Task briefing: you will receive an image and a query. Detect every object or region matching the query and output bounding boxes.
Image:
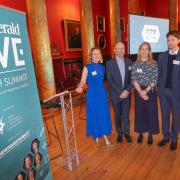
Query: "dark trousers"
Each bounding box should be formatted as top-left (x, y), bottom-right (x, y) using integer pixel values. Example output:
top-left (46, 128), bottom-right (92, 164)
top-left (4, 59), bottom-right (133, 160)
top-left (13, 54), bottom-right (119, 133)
top-left (159, 88), bottom-right (180, 142)
top-left (112, 97), bottom-right (130, 135)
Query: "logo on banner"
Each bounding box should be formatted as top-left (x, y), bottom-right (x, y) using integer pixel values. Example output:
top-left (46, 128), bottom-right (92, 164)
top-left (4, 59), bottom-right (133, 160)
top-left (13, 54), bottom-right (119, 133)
top-left (0, 115), bottom-right (5, 134)
top-left (142, 25), bottom-right (160, 43)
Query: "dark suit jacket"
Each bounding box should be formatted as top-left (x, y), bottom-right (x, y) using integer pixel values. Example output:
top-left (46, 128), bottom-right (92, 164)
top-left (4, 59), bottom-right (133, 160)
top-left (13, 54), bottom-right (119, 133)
top-left (106, 58), bottom-right (132, 102)
top-left (158, 50), bottom-right (180, 100)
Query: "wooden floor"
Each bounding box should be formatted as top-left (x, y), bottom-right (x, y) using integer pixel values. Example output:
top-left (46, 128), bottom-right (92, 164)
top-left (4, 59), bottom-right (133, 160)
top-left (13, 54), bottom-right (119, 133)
top-left (43, 93), bottom-right (180, 180)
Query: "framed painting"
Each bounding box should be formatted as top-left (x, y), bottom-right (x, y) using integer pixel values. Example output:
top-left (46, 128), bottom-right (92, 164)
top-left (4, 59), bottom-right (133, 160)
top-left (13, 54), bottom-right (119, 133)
top-left (96, 16), bottom-right (105, 32)
top-left (64, 19), bottom-right (82, 51)
top-left (98, 34), bottom-right (106, 49)
top-left (120, 18), bottom-right (125, 32)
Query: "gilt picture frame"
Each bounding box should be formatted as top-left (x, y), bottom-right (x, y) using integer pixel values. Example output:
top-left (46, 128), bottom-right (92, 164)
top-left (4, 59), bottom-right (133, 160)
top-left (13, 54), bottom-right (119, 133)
top-left (64, 19), bottom-right (82, 51)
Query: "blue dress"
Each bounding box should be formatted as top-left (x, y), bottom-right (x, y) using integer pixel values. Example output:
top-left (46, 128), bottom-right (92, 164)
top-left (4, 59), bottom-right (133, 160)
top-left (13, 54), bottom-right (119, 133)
top-left (86, 62), bottom-right (112, 140)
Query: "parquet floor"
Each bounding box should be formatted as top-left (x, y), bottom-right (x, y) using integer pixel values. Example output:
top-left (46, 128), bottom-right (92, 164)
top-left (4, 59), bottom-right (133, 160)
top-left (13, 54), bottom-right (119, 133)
top-left (43, 92), bottom-right (180, 180)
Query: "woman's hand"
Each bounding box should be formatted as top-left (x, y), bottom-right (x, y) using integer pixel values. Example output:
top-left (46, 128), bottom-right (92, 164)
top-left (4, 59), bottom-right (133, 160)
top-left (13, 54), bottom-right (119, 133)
top-left (139, 90), bottom-right (149, 100)
top-left (76, 87), bottom-right (83, 93)
top-left (141, 94), bottom-right (149, 100)
top-left (139, 90), bottom-right (146, 97)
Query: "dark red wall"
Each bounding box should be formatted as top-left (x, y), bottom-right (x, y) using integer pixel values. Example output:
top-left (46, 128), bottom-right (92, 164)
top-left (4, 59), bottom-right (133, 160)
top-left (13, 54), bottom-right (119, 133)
top-left (145, 0), bottom-right (169, 18)
top-left (0, 0), bottom-right (26, 12)
top-left (119, 0), bottom-right (128, 54)
top-left (45, 0), bottom-right (82, 59)
top-left (92, 0), bottom-right (109, 55)
top-left (91, 0), bottom-right (129, 56)
top-left (0, 0), bottom-right (179, 59)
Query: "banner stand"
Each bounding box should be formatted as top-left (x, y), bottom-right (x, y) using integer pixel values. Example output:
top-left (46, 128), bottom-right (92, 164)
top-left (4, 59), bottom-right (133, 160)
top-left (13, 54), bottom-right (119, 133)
top-left (43, 90), bottom-right (80, 171)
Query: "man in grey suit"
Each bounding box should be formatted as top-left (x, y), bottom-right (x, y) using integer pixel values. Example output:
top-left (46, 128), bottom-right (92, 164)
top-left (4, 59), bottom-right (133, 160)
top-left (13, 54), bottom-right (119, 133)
top-left (106, 42), bottom-right (133, 143)
top-left (158, 31), bottom-right (180, 151)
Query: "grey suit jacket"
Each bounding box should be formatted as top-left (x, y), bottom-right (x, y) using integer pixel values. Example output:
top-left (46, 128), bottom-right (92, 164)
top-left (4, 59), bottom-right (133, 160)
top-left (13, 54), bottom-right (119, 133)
top-left (106, 58), bottom-right (132, 102)
top-left (158, 50), bottom-right (180, 100)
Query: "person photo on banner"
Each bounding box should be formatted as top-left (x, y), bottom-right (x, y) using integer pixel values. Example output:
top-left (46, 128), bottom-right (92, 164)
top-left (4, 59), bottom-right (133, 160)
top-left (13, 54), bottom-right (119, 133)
top-left (27, 168), bottom-right (36, 180)
top-left (34, 152), bottom-right (42, 168)
top-left (15, 171), bottom-right (26, 180)
top-left (31, 138), bottom-right (40, 154)
top-left (23, 154), bottom-right (33, 171)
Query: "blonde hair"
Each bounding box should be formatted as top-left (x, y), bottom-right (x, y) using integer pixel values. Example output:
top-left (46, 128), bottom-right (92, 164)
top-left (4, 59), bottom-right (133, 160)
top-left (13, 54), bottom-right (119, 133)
top-left (89, 47), bottom-right (103, 63)
top-left (136, 42), bottom-right (154, 64)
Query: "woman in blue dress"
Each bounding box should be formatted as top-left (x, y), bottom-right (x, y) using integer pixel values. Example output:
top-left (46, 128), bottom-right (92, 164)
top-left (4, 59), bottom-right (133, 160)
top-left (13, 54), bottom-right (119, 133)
top-left (76, 47), bottom-right (113, 146)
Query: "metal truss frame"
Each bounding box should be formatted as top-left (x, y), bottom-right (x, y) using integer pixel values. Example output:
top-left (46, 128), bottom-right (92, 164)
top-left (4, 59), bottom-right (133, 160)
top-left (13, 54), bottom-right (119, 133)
top-left (43, 90), bottom-right (79, 171)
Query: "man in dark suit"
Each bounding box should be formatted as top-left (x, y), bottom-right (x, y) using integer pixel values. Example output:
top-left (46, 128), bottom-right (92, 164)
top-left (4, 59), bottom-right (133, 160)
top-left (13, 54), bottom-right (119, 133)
top-left (158, 31), bottom-right (180, 151)
top-left (106, 42), bottom-right (133, 143)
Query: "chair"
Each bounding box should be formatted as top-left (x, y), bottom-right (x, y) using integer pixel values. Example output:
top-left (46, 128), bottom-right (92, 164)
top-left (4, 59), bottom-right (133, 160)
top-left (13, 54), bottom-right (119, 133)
top-left (50, 43), bottom-right (79, 92)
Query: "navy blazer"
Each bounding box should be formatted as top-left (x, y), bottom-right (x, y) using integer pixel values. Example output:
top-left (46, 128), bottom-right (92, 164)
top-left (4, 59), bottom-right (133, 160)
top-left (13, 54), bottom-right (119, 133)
top-left (106, 58), bottom-right (132, 102)
top-left (158, 50), bottom-right (180, 100)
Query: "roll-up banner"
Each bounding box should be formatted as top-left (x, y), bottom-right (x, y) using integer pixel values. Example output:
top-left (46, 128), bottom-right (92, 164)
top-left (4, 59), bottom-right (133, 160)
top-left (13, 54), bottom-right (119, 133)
top-left (0, 6), bottom-right (52, 180)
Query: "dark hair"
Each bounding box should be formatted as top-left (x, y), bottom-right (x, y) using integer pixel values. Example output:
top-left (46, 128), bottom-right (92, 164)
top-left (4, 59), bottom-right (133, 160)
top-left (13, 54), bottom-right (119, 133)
top-left (31, 138), bottom-right (40, 154)
top-left (23, 154), bottom-right (33, 170)
top-left (166, 31), bottom-right (180, 39)
top-left (15, 171), bottom-right (26, 180)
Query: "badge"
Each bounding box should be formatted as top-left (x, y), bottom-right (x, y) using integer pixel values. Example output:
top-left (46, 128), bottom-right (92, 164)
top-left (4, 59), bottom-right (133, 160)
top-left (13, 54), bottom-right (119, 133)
top-left (137, 68), bottom-right (143, 73)
top-left (92, 71), bottom-right (97, 75)
top-left (173, 60), bottom-right (180, 65)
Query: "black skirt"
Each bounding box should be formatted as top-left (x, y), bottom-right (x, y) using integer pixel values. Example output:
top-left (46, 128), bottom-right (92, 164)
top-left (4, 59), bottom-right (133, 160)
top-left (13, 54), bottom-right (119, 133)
top-left (134, 87), bottom-right (159, 134)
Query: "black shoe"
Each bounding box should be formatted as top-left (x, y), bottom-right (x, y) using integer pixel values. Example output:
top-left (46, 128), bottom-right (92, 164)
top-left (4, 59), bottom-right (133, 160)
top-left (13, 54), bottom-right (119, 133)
top-left (158, 139), bottom-right (170, 147)
top-left (124, 134), bottom-right (133, 143)
top-left (137, 134), bottom-right (143, 144)
top-left (147, 135), bottom-right (153, 144)
top-left (117, 134), bottom-right (123, 143)
top-left (170, 141), bottom-right (177, 151)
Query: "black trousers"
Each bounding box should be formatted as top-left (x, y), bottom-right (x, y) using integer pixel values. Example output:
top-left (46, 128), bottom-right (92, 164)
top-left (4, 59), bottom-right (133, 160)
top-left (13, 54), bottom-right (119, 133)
top-left (159, 88), bottom-right (180, 141)
top-left (112, 97), bottom-right (131, 135)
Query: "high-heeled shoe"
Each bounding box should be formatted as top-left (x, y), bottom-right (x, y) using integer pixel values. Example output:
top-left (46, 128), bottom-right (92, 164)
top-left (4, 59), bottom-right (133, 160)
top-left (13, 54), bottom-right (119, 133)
top-left (105, 140), bottom-right (114, 146)
top-left (96, 138), bottom-right (100, 144)
top-left (103, 135), bottom-right (114, 146)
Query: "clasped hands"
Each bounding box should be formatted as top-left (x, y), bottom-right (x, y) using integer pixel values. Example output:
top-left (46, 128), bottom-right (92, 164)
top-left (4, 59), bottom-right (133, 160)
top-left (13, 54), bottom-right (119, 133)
top-left (139, 89), bottom-right (149, 100)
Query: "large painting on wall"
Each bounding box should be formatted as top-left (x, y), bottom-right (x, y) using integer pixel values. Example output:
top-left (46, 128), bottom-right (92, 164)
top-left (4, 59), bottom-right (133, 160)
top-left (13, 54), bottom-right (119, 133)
top-left (64, 19), bottom-right (82, 51)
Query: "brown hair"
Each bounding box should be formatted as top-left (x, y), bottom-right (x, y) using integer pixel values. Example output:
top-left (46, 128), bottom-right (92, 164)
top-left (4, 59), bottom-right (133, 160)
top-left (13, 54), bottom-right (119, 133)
top-left (166, 31), bottom-right (180, 39)
top-left (136, 42), bottom-right (154, 64)
top-left (89, 47), bottom-right (103, 63)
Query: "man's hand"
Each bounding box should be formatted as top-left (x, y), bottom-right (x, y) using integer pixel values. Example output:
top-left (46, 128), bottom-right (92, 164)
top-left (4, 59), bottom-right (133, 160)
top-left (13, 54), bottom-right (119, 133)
top-left (120, 90), bottom-right (129, 98)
